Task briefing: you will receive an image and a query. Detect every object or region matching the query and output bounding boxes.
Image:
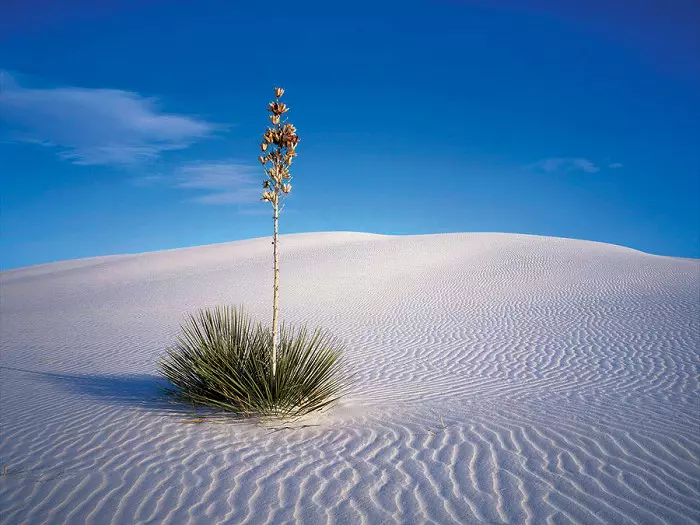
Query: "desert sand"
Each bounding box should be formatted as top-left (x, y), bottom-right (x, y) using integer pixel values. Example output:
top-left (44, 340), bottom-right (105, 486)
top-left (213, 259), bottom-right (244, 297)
top-left (1, 232), bottom-right (698, 524)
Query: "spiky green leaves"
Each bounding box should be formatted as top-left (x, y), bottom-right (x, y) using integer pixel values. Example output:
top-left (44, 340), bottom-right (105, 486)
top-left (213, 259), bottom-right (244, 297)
top-left (159, 306), bottom-right (353, 418)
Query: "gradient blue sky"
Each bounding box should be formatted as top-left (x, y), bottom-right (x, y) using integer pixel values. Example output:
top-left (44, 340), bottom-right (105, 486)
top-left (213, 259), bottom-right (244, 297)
top-left (1, 0), bottom-right (699, 269)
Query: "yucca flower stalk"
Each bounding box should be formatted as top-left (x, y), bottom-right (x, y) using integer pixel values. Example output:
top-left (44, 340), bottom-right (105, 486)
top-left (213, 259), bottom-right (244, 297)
top-left (260, 87), bottom-right (300, 378)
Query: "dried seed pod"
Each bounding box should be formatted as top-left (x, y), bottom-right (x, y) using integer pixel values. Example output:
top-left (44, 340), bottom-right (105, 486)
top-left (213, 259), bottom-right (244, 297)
top-left (267, 102), bottom-right (289, 116)
top-left (274, 87), bottom-right (284, 98)
top-left (268, 166), bottom-right (282, 184)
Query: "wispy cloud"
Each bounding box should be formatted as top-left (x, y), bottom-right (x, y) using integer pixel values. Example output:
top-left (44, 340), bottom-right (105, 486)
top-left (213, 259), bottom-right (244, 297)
top-left (173, 161), bottom-right (261, 205)
top-left (608, 162), bottom-right (624, 169)
top-left (0, 71), bottom-right (217, 166)
top-left (533, 157), bottom-right (601, 173)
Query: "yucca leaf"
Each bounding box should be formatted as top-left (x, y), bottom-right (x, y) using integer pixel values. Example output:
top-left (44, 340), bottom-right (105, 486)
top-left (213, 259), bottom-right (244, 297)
top-left (158, 305), bottom-right (353, 418)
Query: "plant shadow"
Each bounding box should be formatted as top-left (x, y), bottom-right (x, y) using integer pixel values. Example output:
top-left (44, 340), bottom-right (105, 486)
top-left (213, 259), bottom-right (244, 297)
top-left (2, 365), bottom-right (239, 419)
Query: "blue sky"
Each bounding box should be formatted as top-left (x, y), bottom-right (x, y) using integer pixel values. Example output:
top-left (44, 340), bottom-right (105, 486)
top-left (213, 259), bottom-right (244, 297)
top-left (1, 0), bottom-right (698, 269)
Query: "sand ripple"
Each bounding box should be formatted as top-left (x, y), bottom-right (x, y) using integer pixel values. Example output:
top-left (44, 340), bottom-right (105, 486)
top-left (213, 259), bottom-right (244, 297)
top-left (1, 233), bottom-right (698, 524)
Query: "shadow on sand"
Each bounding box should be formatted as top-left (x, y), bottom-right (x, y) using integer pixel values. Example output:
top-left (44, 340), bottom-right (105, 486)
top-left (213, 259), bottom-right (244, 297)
top-left (1, 365), bottom-right (205, 417)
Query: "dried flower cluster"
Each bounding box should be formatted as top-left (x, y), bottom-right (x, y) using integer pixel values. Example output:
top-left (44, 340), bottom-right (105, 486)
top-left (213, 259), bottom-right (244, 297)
top-left (259, 88), bottom-right (299, 206)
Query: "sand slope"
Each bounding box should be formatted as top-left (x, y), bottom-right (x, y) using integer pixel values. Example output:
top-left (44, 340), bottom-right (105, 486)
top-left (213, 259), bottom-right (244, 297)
top-left (1, 232), bottom-right (698, 524)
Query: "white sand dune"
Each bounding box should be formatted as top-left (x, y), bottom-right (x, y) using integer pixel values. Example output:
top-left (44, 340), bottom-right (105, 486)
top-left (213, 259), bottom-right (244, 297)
top-left (1, 232), bottom-right (698, 524)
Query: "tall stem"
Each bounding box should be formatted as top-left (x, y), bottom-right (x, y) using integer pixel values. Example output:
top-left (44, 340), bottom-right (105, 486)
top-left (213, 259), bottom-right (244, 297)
top-left (270, 92), bottom-right (284, 380)
top-left (271, 199), bottom-right (279, 378)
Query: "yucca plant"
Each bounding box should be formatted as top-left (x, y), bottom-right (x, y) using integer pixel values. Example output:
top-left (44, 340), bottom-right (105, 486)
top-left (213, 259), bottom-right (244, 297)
top-left (159, 89), bottom-right (352, 419)
top-left (159, 306), bottom-right (352, 418)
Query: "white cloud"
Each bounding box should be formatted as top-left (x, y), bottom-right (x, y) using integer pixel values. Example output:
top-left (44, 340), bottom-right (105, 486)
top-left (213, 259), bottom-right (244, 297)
top-left (608, 162), bottom-right (624, 169)
top-left (173, 161), bottom-right (262, 205)
top-left (0, 71), bottom-right (217, 166)
top-left (534, 157), bottom-right (600, 173)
